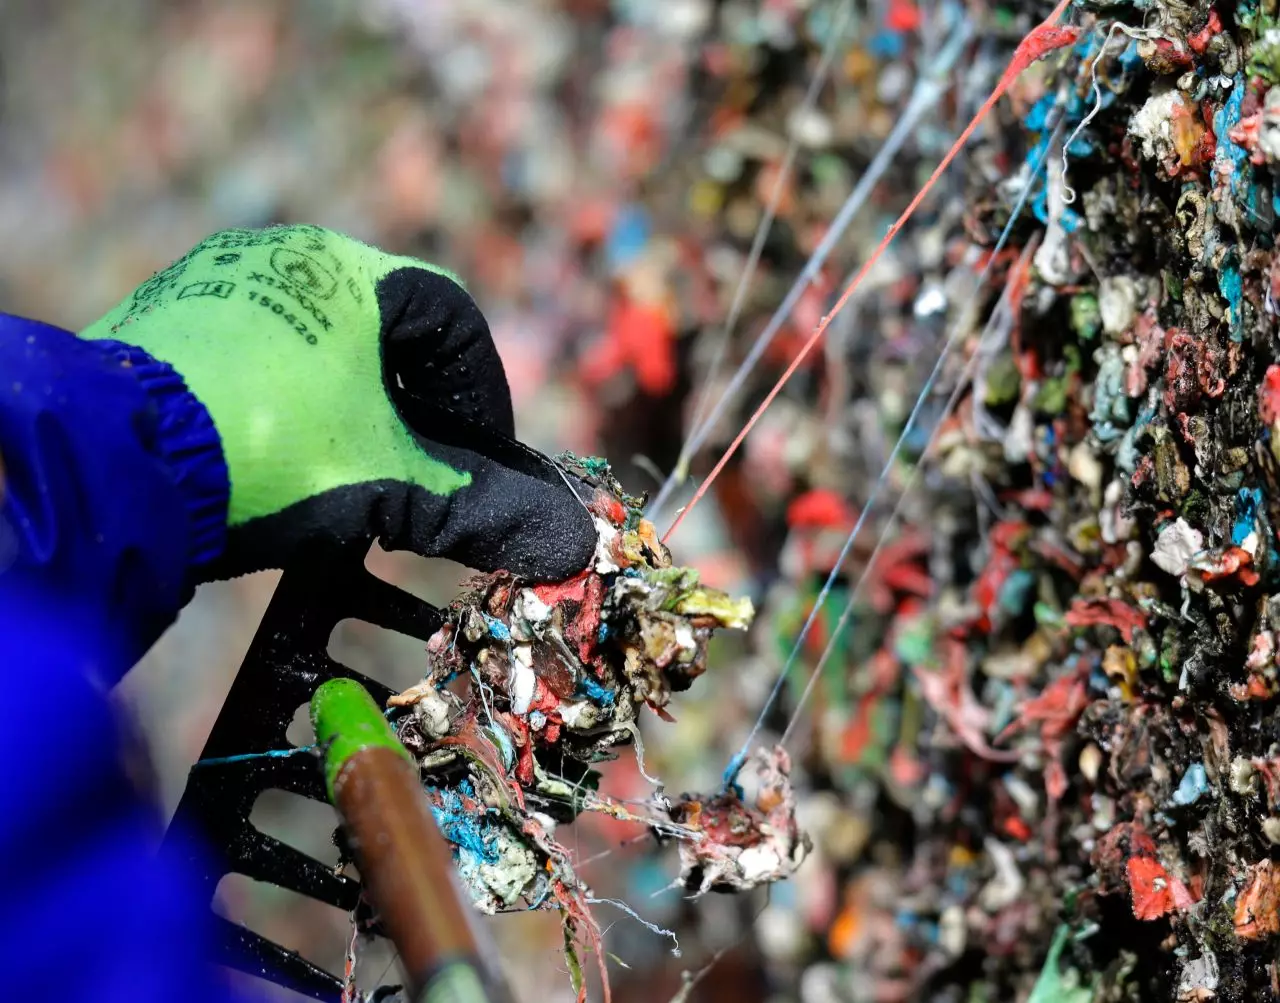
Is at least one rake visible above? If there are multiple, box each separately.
[161,394,569,1001]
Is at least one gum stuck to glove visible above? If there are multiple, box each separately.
[378,455,801,999]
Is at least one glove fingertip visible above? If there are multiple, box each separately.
[508,505,598,582]
[410,469,598,582]
[376,267,515,436]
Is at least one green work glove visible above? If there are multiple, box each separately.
[81,225,596,581]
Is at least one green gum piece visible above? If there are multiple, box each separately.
[310,678,414,802]
[672,587,755,629]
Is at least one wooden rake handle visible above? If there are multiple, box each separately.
[312,680,516,1003]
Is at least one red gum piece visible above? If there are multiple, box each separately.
[804,615,831,657]
[515,746,534,786]
[841,652,901,762]
[972,526,1028,627]
[990,521,1031,550]
[1188,9,1222,53]
[1232,674,1277,700]
[973,246,1019,272]
[787,488,857,530]
[1175,411,1198,445]
[973,552,1017,630]
[1129,827,1159,858]
[915,640,1020,762]
[531,678,561,715]
[567,573,607,662]
[1151,38,1194,69]
[1196,339,1227,398]
[1254,760,1280,807]
[1016,345,1044,382]
[1011,25,1081,72]
[532,570,591,608]
[871,535,932,602]
[502,716,535,787]
[973,552,1016,630]
[1003,815,1033,841]
[1231,112,1263,164]
[1016,675,1089,741]
[886,0,921,32]
[889,746,927,787]
[1006,249,1035,317]
[1045,758,1069,802]
[839,700,876,763]
[1191,546,1261,586]
[1065,598,1146,643]
[1260,365,1280,424]
[882,562,934,598]
[1195,123,1218,167]
[1127,856,1177,920]
[587,490,628,526]
[580,296,677,396]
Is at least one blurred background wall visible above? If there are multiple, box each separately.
[0,1,951,999]
[0,2,786,998]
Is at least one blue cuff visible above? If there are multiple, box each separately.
[0,316,229,678]
[90,339,229,574]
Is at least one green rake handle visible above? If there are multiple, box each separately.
[312,679,515,1003]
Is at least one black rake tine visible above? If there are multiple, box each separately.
[164,539,444,1002]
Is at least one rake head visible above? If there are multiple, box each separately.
[162,539,442,1000]
[161,392,576,999]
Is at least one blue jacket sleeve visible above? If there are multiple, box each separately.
[0,313,252,1001]
[0,625,260,1003]
[0,312,228,680]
